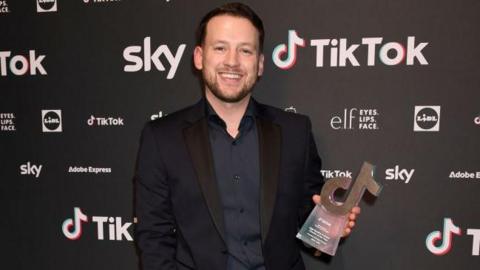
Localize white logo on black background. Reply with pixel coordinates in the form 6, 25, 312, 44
123, 37, 186, 79
87, 115, 124, 126
1, 113, 15, 131
68, 166, 112, 174
474, 115, 480, 126
0, 50, 47, 76
320, 169, 352, 179
62, 207, 137, 241
20, 162, 43, 178
42, 110, 62, 132
330, 108, 380, 130
0, 1, 10, 13
273, 31, 428, 69
414, 106, 440, 132
449, 170, 480, 180
426, 218, 480, 256
151, 111, 166, 121
37, 0, 57, 13
284, 106, 297, 113
385, 165, 415, 184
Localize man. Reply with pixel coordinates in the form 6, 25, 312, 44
135, 3, 360, 270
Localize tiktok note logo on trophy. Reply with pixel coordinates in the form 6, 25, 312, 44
297, 162, 382, 256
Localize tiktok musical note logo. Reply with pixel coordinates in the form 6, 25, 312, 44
426, 218, 462, 255
272, 30, 305, 69
62, 207, 88, 240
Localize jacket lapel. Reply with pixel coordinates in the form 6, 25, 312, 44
183, 104, 226, 242
256, 116, 281, 243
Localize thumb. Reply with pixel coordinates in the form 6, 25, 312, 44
312, 194, 321, 205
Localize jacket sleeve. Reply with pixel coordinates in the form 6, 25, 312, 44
299, 117, 324, 224
135, 123, 177, 270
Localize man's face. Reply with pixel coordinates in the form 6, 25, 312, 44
194, 15, 264, 103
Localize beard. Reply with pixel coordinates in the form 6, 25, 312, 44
202, 68, 257, 103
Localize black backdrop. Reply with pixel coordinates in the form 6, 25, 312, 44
2, 0, 479, 269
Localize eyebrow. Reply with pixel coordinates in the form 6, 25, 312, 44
212, 40, 256, 48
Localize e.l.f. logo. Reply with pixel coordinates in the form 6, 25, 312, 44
62, 207, 88, 240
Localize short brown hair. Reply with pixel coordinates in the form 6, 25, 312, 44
195, 2, 265, 52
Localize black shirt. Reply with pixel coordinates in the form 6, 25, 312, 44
207, 99, 265, 270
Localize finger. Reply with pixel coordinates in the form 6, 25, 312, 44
349, 213, 357, 221
348, 221, 355, 229
312, 194, 321, 205
351, 206, 361, 215
314, 250, 322, 257
343, 227, 351, 237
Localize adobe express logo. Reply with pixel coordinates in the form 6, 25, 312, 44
62, 207, 136, 241
414, 106, 440, 132
426, 218, 480, 256
42, 110, 62, 132
37, 0, 57, 13
449, 170, 480, 180
272, 30, 428, 69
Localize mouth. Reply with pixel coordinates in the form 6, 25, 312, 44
218, 71, 243, 82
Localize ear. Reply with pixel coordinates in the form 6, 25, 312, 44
193, 46, 203, 70
257, 53, 264, 76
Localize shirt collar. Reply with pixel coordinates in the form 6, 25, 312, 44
205, 97, 257, 117
205, 97, 257, 130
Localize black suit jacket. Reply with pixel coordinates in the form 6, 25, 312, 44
135, 98, 324, 270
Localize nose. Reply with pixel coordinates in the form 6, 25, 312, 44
224, 49, 240, 67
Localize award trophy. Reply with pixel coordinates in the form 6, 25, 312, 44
296, 162, 382, 256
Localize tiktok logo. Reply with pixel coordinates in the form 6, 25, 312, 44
426, 218, 461, 255
272, 30, 305, 69
61, 207, 137, 241
62, 207, 88, 240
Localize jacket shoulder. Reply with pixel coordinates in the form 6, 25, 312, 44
146, 102, 200, 132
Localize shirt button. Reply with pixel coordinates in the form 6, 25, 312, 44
243, 241, 248, 246
239, 208, 244, 213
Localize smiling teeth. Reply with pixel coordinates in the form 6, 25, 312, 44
221, 73, 241, 79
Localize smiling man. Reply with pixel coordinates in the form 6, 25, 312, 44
134, 3, 359, 270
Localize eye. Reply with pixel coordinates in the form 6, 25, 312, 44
214, 46, 226, 52
240, 48, 253, 55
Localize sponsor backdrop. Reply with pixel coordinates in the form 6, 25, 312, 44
2, 0, 479, 269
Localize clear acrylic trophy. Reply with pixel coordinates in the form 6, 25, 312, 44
296, 162, 382, 256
